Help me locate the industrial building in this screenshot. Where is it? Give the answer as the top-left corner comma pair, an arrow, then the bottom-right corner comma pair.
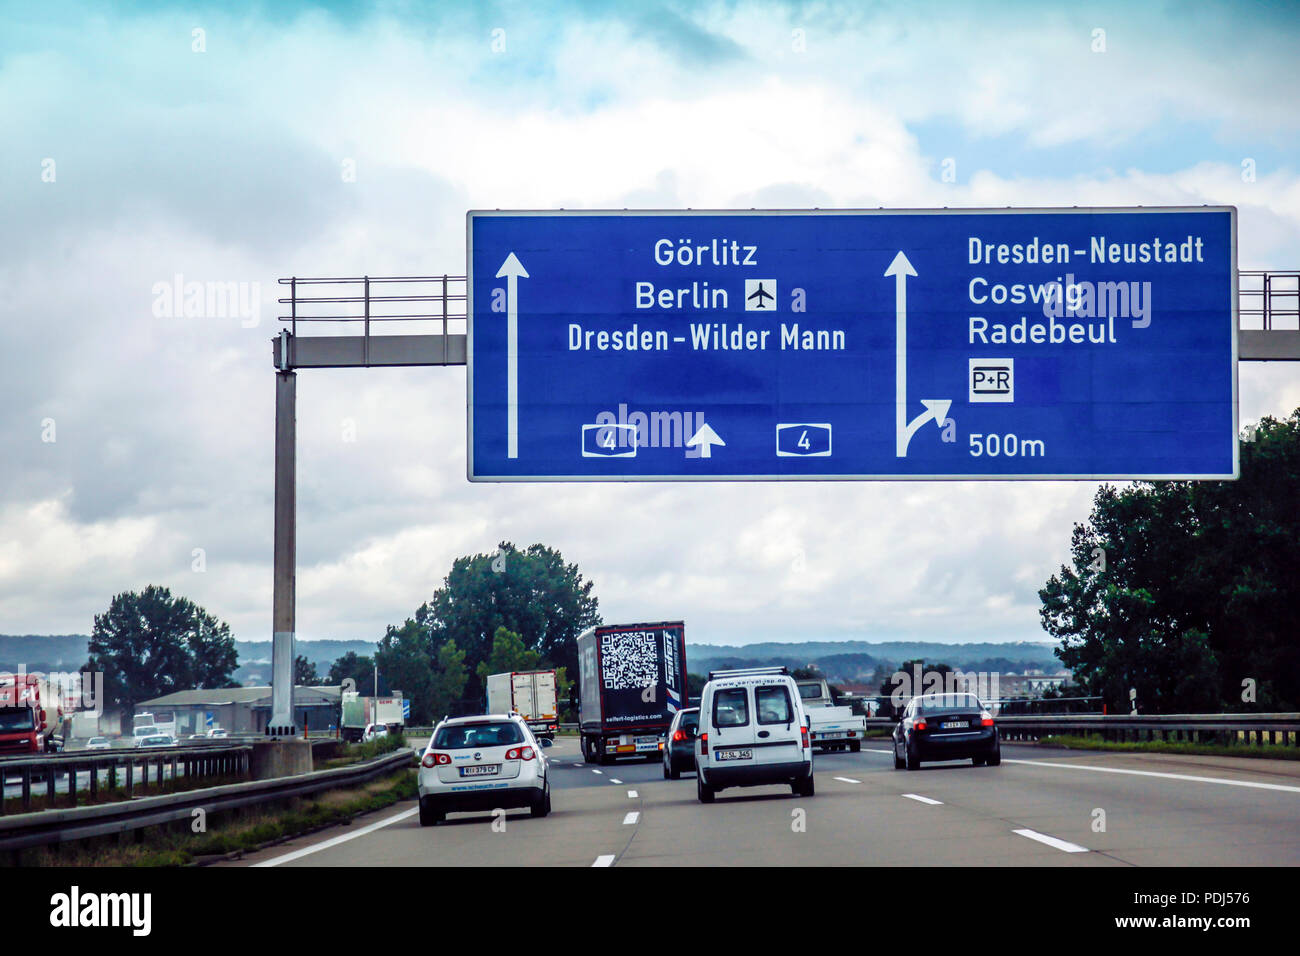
134,685 -> 342,736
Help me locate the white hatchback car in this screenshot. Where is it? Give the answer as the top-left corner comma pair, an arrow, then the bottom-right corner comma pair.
695,667 -> 814,802
417,714 -> 552,826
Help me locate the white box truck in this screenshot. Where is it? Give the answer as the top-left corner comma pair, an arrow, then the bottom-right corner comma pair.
485,670 -> 559,739
796,676 -> 867,753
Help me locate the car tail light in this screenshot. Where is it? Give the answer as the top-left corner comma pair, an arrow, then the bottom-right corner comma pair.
846,730 -> 856,737
422,752 -> 451,768
914,719 -> 928,731
505,746 -> 536,761
801,726 -> 810,749
699,732 -> 708,755
980,711 -> 995,727
672,730 -> 686,742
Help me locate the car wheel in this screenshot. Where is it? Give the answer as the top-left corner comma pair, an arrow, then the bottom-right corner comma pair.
893,742 -> 906,770
418,797 -> 443,827
987,740 -> 1001,766
792,772 -> 815,797
667,759 -> 680,780
849,741 -> 861,753
530,780 -> 551,818
696,772 -> 715,804
972,755 -> 987,766
906,739 -> 921,771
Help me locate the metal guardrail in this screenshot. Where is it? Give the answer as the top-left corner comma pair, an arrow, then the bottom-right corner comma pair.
0,745 -> 253,814
862,713 -> 1300,746
0,747 -> 414,853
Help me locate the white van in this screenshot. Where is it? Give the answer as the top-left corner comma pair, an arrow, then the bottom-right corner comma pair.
694,667 -> 814,802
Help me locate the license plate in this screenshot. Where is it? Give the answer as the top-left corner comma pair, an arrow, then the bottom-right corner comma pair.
635,736 -> 660,751
715,748 -> 752,761
819,732 -> 845,739
941,721 -> 969,729
460,765 -> 499,776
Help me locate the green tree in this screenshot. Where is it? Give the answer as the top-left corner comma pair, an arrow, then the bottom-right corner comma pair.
475,626 -> 542,684
294,654 -> 319,686
1040,410 -> 1300,712
423,542 -> 601,696
85,585 -> 239,714
428,639 -> 469,720
327,651 -> 377,695
376,617 -> 438,724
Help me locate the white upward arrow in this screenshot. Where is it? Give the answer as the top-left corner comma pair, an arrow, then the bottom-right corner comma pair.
495,252 -> 529,459
685,422 -> 726,459
885,251 -> 952,457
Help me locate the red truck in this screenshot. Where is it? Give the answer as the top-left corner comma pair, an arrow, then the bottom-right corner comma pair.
0,674 -> 65,755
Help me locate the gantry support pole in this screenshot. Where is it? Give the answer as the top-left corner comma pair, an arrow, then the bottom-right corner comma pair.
269,339 -> 297,735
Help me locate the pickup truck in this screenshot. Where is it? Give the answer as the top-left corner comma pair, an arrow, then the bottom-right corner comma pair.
796,677 -> 867,753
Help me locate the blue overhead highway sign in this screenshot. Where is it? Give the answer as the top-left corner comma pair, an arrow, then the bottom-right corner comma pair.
467,207 -> 1237,481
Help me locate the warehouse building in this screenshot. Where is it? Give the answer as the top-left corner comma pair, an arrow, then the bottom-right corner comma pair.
135,685 -> 342,736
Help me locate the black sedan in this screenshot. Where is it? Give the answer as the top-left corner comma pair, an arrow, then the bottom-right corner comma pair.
662,707 -> 700,779
892,693 -> 1000,770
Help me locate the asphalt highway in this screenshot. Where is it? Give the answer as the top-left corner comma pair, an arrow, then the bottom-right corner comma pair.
227,737 -> 1300,867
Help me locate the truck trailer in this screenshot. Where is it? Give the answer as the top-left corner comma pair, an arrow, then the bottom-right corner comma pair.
341,691 -> 405,742
577,621 -> 688,765
485,670 -> 559,739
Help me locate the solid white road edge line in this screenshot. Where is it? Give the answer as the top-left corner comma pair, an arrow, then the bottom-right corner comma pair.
833,777 -> 862,784
592,854 -> 616,867
901,793 -> 943,805
252,807 -> 419,867
1013,828 -> 1089,853
623,811 -> 639,824
867,748 -> 1300,794
1002,758 -> 1300,793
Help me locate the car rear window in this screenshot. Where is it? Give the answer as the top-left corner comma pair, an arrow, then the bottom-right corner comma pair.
797,682 -> 822,700
756,685 -> 794,724
433,722 -> 524,749
917,694 -> 981,713
681,712 -> 699,732
713,688 -> 749,728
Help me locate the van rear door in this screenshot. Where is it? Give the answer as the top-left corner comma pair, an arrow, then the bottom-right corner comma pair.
708,684 -> 757,766
752,682 -> 802,767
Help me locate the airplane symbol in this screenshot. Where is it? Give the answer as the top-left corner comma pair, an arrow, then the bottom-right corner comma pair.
745,279 -> 777,311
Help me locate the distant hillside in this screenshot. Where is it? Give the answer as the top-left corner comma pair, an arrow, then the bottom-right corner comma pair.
685,640 -> 1062,682
0,635 -> 377,685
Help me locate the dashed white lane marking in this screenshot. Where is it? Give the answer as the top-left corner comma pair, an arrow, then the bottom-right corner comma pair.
610,778 -> 622,784
253,807 -> 419,867
592,769 -> 603,775
592,854 -> 616,867
623,811 -> 639,825
627,790 -> 638,798
571,762 -> 583,767
1013,828 -> 1089,853
901,793 -> 943,805
833,776 -> 861,784
1002,758 -> 1300,794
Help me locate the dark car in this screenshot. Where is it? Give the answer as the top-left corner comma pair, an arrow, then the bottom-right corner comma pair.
662,707 -> 700,779
892,693 -> 1000,770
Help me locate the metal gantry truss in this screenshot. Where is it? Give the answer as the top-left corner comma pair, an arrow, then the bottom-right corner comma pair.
260,269 -> 1299,734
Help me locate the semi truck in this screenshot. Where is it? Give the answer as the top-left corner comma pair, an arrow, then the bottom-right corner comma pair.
485,670 -> 559,739
0,674 -> 66,755
577,621 -> 688,765
341,691 -> 405,742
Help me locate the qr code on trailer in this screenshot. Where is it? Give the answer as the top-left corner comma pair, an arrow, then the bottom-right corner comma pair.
602,632 -> 659,690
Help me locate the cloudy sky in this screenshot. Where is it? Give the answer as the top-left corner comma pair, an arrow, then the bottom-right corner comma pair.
2,1 -> 1298,650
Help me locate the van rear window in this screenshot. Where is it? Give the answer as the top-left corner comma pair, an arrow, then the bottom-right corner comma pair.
756,686 -> 794,724
713,688 -> 749,728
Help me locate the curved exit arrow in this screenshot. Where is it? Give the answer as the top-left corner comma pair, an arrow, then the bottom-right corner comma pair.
887,251 -> 952,457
